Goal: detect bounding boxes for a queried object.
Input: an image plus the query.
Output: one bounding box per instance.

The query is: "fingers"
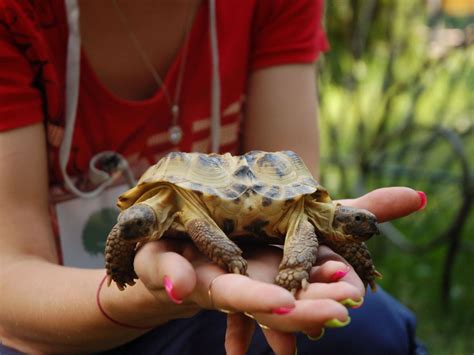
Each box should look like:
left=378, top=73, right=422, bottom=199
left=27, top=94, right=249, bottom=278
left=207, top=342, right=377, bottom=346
left=134, top=241, right=197, bottom=303
left=225, top=313, right=297, bottom=355
left=225, top=313, right=255, bottom=355
left=195, top=271, right=295, bottom=313
left=312, top=246, right=365, bottom=295
left=252, top=298, right=349, bottom=333
left=336, top=187, right=426, bottom=222
left=261, top=328, right=296, bottom=355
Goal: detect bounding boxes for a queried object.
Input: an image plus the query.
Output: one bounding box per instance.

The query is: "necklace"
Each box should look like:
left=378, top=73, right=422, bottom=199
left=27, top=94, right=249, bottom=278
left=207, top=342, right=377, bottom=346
left=111, top=0, right=194, bottom=145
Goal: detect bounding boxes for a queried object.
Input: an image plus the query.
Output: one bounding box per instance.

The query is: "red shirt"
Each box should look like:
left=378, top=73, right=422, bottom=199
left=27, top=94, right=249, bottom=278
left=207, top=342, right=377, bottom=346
left=0, top=0, right=328, bottom=264
left=0, top=0, right=327, bottom=185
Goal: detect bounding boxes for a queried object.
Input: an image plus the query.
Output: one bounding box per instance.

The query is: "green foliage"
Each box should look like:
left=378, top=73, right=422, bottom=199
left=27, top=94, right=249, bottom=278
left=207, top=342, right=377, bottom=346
left=318, top=1, right=474, bottom=353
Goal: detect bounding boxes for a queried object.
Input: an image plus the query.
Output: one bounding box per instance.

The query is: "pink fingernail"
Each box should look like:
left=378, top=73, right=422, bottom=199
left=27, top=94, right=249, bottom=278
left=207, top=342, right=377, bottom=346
left=417, top=191, right=428, bottom=210
left=163, top=275, right=183, bottom=304
left=272, top=307, right=294, bottom=315
left=330, top=268, right=349, bottom=282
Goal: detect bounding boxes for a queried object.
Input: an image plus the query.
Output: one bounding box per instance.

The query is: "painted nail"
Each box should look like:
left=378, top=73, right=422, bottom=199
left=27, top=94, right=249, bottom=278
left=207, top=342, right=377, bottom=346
left=330, top=268, right=350, bottom=282
left=272, top=306, right=294, bottom=315
left=324, top=317, right=351, bottom=328
left=340, top=297, right=364, bottom=308
left=417, top=191, right=428, bottom=210
left=306, top=328, right=325, bottom=341
left=163, top=275, right=183, bottom=304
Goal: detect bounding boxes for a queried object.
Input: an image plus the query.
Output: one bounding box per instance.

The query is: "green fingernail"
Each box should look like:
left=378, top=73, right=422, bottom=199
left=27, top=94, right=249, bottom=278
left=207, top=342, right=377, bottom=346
left=307, top=328, right=325, bottom=341
left=340, top=297, right=364, bottom=308
left=324, top=317, right=351, bottom=328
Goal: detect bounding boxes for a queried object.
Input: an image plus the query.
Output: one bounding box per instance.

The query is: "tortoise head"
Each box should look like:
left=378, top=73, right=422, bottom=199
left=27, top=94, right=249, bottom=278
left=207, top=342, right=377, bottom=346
left=117, top=204, right=156, bottom=241
left=332, top=205, right=379, bottom=242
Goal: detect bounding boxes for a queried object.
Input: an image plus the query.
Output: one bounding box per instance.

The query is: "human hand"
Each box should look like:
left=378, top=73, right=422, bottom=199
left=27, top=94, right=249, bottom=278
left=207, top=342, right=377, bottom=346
left=133, top=186, right=425, bottom=355
left=132, top=237, right=359, bottom=354
left=132, top=239, right=358, bottom=320
left=223, top=186, right=426, bottom=355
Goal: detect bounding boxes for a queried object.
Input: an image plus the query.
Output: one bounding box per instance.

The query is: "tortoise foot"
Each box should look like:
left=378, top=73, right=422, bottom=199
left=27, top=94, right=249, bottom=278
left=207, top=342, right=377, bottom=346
left=275, top=267, right=310, bottom=294
left=105, top=224, right=138, bottom=290
left=227, top=256, right=248, bottom=276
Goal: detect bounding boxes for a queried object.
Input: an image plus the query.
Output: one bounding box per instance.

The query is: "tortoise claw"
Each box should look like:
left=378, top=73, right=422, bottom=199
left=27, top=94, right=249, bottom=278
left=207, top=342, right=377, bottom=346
left=228, top=257, right=248, bottom=276
left=290, top=279, right=310, bottom=296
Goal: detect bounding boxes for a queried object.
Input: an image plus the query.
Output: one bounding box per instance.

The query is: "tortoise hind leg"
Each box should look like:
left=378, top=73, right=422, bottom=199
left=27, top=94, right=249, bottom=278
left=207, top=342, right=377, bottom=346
left=276, top=217, right=319, bottom=295
left=105, top=224, right=138, bottom=290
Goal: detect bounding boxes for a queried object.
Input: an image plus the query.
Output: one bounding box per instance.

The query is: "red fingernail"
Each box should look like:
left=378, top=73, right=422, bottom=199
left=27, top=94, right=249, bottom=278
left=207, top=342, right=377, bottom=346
left=330, top=268, right=349, bottom=282
left=272, top=307, right=294, bottom=315
left=417, top=191, right=428, bottom=210
left=163, top=275, right=183, bottom=304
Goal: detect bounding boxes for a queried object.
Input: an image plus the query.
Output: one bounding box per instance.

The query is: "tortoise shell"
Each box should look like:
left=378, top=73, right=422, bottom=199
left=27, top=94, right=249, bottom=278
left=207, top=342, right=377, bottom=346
left=106, top=150, right=381, bottom=293
left=117, top=150, right=331, bottom=210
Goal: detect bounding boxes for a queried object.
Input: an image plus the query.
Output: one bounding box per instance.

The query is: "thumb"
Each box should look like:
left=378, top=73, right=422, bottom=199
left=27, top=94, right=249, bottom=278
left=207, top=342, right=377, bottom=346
left=134, top=241, right=197, bottom=303
left=336, top=187, right=427, bottom=222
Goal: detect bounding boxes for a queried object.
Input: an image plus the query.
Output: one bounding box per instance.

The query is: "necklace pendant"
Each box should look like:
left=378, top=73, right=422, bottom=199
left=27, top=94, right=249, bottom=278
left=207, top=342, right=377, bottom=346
left=168, top=125, right=183, bottom=145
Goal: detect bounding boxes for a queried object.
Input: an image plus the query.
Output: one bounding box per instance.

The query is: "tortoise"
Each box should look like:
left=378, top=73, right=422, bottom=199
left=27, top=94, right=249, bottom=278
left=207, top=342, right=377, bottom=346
left=105, top=150, right=381, bottom=294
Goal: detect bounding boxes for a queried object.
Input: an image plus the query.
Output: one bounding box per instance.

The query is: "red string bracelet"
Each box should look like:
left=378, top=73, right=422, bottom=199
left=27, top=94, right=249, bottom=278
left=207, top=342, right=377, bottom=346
left=96, top=274, right=153, bottom=330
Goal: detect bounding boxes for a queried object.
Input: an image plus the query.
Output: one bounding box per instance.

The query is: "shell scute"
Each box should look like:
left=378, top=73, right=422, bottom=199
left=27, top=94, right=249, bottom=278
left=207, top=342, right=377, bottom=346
left=119, top=151, right=325, bottom=203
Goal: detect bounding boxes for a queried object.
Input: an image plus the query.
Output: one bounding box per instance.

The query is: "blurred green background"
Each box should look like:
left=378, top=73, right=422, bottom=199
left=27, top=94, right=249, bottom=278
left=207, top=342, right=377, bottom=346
left=318, top=1, right=474, bottom=354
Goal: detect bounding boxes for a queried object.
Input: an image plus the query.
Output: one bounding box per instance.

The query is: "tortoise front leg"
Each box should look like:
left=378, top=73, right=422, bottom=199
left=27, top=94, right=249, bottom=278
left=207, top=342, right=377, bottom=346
left=325, top=240, right=382, bottom=292
left=276, top=217, right=319, bottom=294
left=105, top=224, right=138, bottom=290
left=183, top=217, right=248, bottom=275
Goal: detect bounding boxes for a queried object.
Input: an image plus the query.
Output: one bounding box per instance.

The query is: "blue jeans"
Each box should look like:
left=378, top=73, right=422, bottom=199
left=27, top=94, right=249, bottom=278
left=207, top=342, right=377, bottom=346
left=104, top=288, right=427, bottom=355
left=0, top=288, right=427, bottom=355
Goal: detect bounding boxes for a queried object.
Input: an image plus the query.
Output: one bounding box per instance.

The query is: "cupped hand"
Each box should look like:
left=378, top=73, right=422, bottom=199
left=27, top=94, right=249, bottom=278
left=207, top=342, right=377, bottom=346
left=232, top=186, right=425, bottom=354
left=133, top=240, right=355, bottom=332
left=133, top=186, right=425, bottom=355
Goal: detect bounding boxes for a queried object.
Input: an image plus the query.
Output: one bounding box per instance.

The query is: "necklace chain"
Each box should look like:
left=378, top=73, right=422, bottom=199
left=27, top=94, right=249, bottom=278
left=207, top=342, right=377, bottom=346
left=111, top=0, right=194, bottom=145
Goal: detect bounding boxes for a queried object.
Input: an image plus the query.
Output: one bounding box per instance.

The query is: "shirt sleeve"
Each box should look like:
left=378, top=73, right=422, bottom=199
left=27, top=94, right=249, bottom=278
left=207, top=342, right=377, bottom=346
left=250, top=0, right=329, bottom=71
left=0, top=6, right=44, bottom=132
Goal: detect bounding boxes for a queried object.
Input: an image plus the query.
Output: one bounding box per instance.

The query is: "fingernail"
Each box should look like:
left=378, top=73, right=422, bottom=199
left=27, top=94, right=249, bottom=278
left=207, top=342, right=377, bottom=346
left=307, top=328, right=325, bottom=341
left=272, top=306, right=294, bottom=315
left=163, top=275, right=183, bottom=304
left=417, top=191, right=428, bottom=210
left=330, top=267, right=350, bottom=282
left=340, top=297, right=364, bottom=308
left=324, top=317, right=351, bottom=328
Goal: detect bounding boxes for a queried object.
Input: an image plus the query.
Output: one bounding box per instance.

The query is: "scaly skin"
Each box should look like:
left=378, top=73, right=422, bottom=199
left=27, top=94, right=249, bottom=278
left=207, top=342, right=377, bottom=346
left=276, top=218, right=319, bottom=294
left=105, top=224, right=137, bottom=290
left=186, top=218, right=248, bottom=275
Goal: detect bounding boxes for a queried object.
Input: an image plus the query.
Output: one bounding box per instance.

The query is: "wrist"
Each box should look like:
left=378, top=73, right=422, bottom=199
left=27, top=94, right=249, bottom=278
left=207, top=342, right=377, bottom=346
left=98, top=273, right=198, bottom=329
left=96, top=274, right=153, bottom=330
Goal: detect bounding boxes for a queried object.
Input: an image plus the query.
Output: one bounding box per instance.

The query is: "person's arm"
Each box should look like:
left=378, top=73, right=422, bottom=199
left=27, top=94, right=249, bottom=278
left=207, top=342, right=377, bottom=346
left=243, top=64, right=320, bottom=177
left=0, top=124, right=165, bottom=352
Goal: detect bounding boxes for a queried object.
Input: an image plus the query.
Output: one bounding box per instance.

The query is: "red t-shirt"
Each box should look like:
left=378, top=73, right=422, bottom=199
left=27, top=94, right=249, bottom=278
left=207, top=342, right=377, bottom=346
left=0, top=0, right=327, bottom=181
left=0, top=0, right=328, bottom=264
